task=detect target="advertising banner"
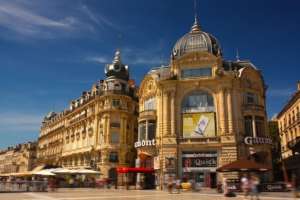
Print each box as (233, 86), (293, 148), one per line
(182, 112), (215, 138)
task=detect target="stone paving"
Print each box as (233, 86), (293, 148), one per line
(0, 188), (297, 200)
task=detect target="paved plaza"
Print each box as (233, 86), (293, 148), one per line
(0, 188), (297, 200)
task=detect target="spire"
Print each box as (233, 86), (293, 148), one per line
(190, 0), (201, 33)
(112, 49), (121, 64)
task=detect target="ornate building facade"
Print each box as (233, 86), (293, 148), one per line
(38, 50), (138, 179)
(277, 82), (300, 182)
(135, 17), (272, 188)
(0, 142), (37, 174)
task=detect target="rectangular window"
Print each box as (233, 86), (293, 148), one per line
(181, 67), (212, 78)
(255, 116), (265, 137)
(112, 99), (120, 107)
(109, 152), (118, 162)
(244, 116), (253, 136)
(147, 121), (156, 140)
(244, 92), (258, 105)
(111, 132), (119, 144)
(144, 98), (156, 111)
(138, 122), (146, 141)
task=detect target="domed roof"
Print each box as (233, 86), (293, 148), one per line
(172, 17), (222, 59)
(105, 49), (129, 81)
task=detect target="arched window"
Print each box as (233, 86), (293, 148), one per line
(182, 91), (214, 113)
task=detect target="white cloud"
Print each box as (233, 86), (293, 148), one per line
(0, 112), (42, 132)
(0, 1), (77, 38)
(0, 1), (118, 39)
(85, 56), (110, 64)
(79, 4), (119, 30)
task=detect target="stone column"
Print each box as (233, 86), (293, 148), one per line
(252, 115), (257, 137)
(163, 91), (170, 136)
(170, 90), (176, 137)
(123, 117), (127, 144)
(219, 89), (227, 135)
(106, 116), (110, 144)
(227, 89), (234, 134)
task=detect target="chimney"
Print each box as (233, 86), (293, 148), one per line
(298, 81), (300, 91)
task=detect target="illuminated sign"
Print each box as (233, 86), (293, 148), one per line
(244, 137), (272, 145)
(134, 139), (156, 148)
(182, 151), (217, 172)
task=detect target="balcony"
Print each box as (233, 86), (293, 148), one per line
(180, 137), (220, 144)
(139, 110), (157, 120)
(243, 104), (265, 112)
(287, 136), (300, 152)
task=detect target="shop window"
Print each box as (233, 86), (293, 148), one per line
(255, 116), (265, 137)
(182, 91), (214, 113)
(111, 132), (119, 144)
(244, 116), (253, 136)
(181, 67), (212, 78)
(244, 92), (258, 105)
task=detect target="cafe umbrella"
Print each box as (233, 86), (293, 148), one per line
(216, 159), (271, 172)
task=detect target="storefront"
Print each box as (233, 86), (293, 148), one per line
(181, 151), (218, 188)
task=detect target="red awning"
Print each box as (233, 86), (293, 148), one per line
(117, 167), (154, 174)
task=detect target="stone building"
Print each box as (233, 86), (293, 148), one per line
(0, 142), (37, 174)
(277, 82), (300, 183)
(38, 50), (138, 179)
(135, 17), (272, 188)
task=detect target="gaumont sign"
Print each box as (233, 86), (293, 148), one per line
(244, 136), (272, 145)
(134, 139), (156, 148)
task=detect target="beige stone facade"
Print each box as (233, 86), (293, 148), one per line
(135, 18), (272, 188)
(277, 82), (300, 182)
(0, 142), (37, 174)
(277, 82), (300, 159)
(38, 50), (138, 179)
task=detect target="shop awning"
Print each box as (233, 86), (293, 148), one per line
(217, 159), (271, 172)
(117, 167), (154, 173)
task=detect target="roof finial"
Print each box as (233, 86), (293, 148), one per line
(191, 0), (201, 32)
(236, 48), (240, 61)
(113, 49), (121, 64)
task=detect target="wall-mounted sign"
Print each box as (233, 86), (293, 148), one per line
(182, 113), (216, 138)
(182, 151), (217, 172)
(244, 137), (272, 145)
(134, 139), (156, 148)
(165, 157), (176, 170)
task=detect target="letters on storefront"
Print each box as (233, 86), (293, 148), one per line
(244, 136), (272, 145)
(182, 151), (217, 172)
(134, 139), (156, 148)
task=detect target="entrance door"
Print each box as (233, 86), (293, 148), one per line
(210, 172), (217, 188)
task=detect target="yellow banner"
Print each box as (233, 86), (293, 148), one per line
(182, 113), (215, 138)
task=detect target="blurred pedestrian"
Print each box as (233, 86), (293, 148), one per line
(250, 174), (260, 200)
(167, 175), (173, 193)
(175, 177), (181, 194)
(241, 174), (250, 199)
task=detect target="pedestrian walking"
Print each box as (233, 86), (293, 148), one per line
(250, 175), (260, 200)
(241, 174), (250, 199)
(167, 176), (173, 194)
(175, 178), (181, 194)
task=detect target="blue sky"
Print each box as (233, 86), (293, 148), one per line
(0, 0), (299, 148)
